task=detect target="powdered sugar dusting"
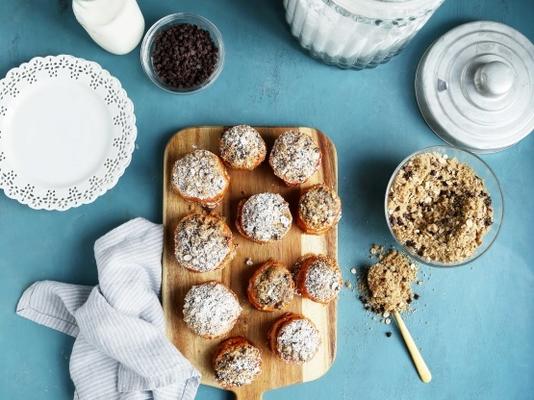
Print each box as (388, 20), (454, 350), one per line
(172, 150), (228, 201)
(304, 258), (342, 302)
(220, 125), (266, 169)
(241, 193), (292, 242)
(183, 282), (241, 337)
(269, 130), (321, 184)
(277, 318), (320, 362)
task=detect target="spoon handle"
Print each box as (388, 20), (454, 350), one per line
(393, 310), (432, 383)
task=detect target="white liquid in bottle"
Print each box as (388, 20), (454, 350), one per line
(72, 0), (145, 55)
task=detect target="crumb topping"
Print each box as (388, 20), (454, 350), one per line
(366, 250), (417, 313)
(252, 263), (294, 310)
(269, 130), (321, 184)
(240, 193), (292, 242)
(183, 282), (241, 337)
(299, 184), (341, 230)
(220, 125), (266, 169)
(304, 257), (342, 302)
(214, 342), (262, 387)
(277, 318), (320, 362)
(172, 150), (228, 201)
(175, 213), (233, 272)
(387, 152), (494, 264)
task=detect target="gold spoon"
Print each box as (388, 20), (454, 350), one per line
(392, 310), (432, 383)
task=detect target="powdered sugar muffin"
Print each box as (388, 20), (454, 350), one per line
(247, 260), (295, 312)
(269, 130), (321, 186)
(268, 313), (321, 363)
(172, 149), (230, 208)
(219, 125), (266, 170)
(236, 193), (292, 243)
(294, 254), (342, 304)
(183, 281), (242, 339)
(297, 184), (341, 234)
(212, 336), (262, 388)
(174, 213), (235, 273)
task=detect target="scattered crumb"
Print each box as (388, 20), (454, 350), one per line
(350, 267), (357, 275)
(370, 244), (384, 256)
(245, 258), (254, 266)
(385, 318), (391, 325)
(344, 280), (353, 289)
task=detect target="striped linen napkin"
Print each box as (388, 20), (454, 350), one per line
(16, 218), (201, 400)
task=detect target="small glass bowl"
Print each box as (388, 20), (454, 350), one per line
(140, 13), (225, 94)
(384, 145), (504, 268)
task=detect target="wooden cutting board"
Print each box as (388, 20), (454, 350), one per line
(162, 126), (338, 400)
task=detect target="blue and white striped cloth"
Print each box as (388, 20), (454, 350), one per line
(16, 218), (201, 400)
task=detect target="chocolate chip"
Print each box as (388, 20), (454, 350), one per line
(405, 240), (415, 248)
(151, 23), (218, 89)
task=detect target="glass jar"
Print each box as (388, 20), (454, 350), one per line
(284, 0), (445, 69)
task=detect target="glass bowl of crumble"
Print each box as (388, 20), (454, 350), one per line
(384, 145), (503, 267)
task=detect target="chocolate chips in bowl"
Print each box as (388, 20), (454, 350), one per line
(140, 13), (224, 94)
(384, 145), (504, 267)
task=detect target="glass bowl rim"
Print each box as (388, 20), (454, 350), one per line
(140, 12), (225, 95)
(384, 145), (504, 268)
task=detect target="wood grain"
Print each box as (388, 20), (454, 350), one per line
(162, 126), (338, 399)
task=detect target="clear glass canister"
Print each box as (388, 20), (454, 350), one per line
(284, 0), (445, 69)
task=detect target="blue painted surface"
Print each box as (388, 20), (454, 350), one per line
(1, 1), (533, 399)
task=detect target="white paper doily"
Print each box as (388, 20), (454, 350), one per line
(0, 55), (137, 210)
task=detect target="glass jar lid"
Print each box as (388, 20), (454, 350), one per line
(415, 21), (534, 153)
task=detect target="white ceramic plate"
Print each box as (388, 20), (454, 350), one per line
(0, 55), (136, 210)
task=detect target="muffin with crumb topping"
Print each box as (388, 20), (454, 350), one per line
(236, 192), (292, 243)
(182, 281), (241, 339)
(269, 130), (321, 186)
(219, 125), (266, 170)
(294, 254), (342, 304)
(174, 213), (235, 273)
(247, 259), (295, 312)
(297, 184), (341, 234)
(268, 313), (321, 363)
(172, 149), (230, 208)
(212, 336), (262, 388)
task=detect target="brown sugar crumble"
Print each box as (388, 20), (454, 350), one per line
(387, 152), (494, 264)
(358, 249), (418, 316)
